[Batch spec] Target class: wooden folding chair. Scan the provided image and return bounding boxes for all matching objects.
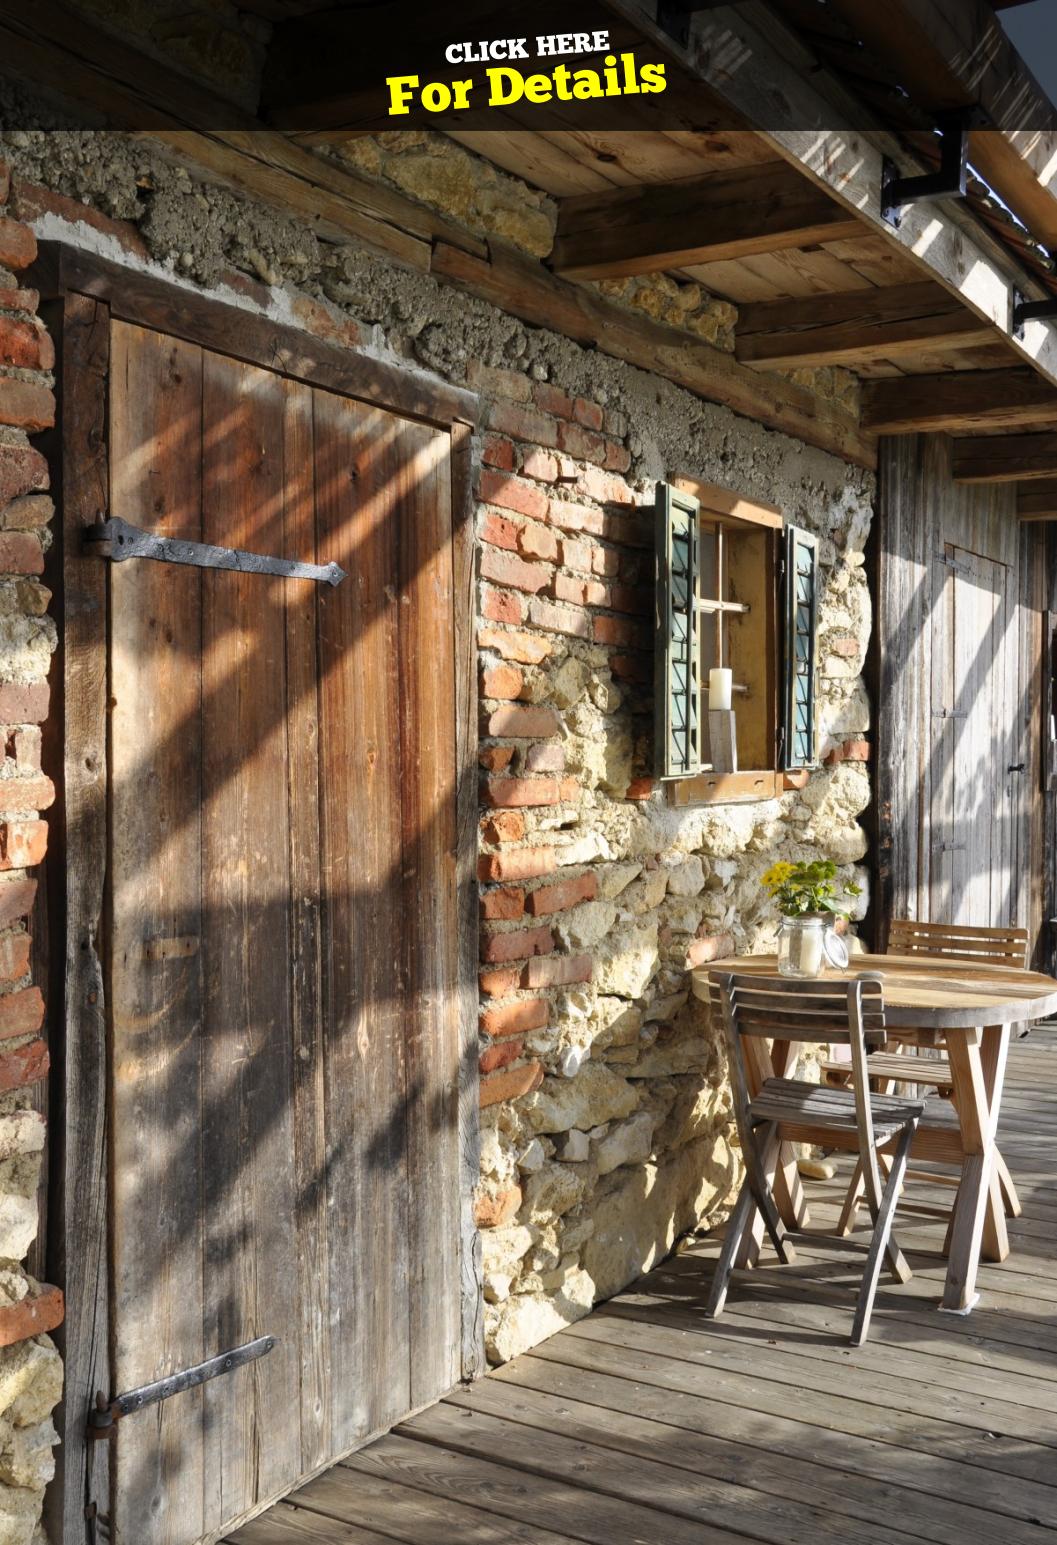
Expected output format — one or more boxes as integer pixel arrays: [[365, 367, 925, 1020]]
[[707, 971, 924, 1346], [823, 919, 1028, 1233]]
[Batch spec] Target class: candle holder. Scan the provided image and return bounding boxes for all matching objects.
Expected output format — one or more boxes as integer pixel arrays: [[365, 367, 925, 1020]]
[[708, 708, 738, 773]]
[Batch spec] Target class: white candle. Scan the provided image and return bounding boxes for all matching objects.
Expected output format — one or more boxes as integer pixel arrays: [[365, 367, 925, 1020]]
[[708, 667, 732, 710]]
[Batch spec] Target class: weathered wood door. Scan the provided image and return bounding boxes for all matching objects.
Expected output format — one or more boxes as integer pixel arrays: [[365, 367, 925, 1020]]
[[98, 317, 464, 1542]]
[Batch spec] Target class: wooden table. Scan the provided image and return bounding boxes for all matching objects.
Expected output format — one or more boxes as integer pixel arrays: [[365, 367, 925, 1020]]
[[691, 952, 1057, 1313]]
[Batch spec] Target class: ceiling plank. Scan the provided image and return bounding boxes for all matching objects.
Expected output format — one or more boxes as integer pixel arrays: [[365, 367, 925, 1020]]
[[430, 240, 874, 467], [953, 433, 1057, 483], [735, 281, 995, 368], [863, 368, 1057, 433], [1017, 481, 1057, 521], [550, 163, 863, 280]]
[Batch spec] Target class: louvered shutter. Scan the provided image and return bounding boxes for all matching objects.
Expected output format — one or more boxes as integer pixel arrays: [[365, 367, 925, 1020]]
[[784, 524, 819, 769], [655, 482, 702, 778]]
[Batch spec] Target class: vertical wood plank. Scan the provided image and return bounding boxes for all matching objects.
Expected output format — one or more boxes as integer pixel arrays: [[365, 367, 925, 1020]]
[[199, 352, 302, 1532], [397, 419, 461, 1406], [108, 320, 206, 1545], [313, 390, 410, 1449], [280, 377, 331, 1474], [44, 291, 112, 1545]]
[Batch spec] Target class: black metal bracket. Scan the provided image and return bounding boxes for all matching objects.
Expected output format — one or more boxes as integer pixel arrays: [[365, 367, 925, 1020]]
[[1012, 288, 1057, 340], [88, 1334, 276, 1438], [881, 112, 977, 229], [84, 517, 346, 586]]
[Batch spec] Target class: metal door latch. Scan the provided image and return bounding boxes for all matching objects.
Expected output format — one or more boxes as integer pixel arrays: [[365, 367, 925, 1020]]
[[85, 518, 346, 586], [87, 1335, 276, 1438]]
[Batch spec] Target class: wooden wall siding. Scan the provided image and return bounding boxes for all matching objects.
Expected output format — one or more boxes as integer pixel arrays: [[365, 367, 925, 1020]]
[[73, 315, 465, 1545], [874, 433, 1045, 955]]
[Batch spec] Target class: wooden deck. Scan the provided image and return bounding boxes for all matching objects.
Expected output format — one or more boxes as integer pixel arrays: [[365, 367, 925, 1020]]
[[229, 1027, 1057, 1545]]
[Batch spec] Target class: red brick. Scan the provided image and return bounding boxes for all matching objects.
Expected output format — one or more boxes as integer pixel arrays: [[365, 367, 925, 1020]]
[[686, 932, 735, 968], [482, 585, 524, 625], [0, 683, 48, 724], [0, 1037, 48, 1094], [477, 625, 551, 665], [0, 1283, 63, 1349], [480, 1062, 543, 1109], [468, 362, 532, 401], [605, 407, 628, 438], [0, 820, 46, 869], [0, 533, 43, 576], [558, 420, 606, 464], [479, 746, 515, 772], [488, 402, 559, 450], [484, 777, 565, 809], [626, 777, 655, 800], [0, 775, 52, 812], [518, 522, 558, 563], [534, 383, 575, 418], [480, 923, 554, 963], [604, 440, 632, 474], [474, 1183, 523, 1223], [481, 510, 520, 551], [479, 1037, 524, 1074], [573, 397, 604, 431], [592, 546, 621, 578], [482, 664, 523, 700], [0, 927, 28, 976], [593, 615, 638, 648], [610, 584, 650, 616], [558, 777, 580, 802], [481, 998, 549, 1039], [480, 547, 553, 597], [554, 572, 609, 608], [0, 290, 39, 318], [610, 653, 650, 684], [480, 469, 550, 521], [842, 738, 870, 761], [548, 499, 605, 537], [830, 636, 859, 658], [527, 872, 598, 917], [0, 984, 43, 1039], [0, 219, 36, 272], [527, 596, 591, 639], [487, 705, 560, 738], [0, 317, 51, 371], [521, 955, 593, 989], [579, 465, 635, 505], [0, 446, 48, 507], [479, 966, 521, 997], [0, 495, 53, 532], [0, 932, 29, 983], [0, 878, 35, 929], [561, 536, 591, 572], [0, 383, 53, 435], [478, 847, 557, 882], [481, 810, 526, 843], [480, 885, 525, 921], [482, 434, 516, 470], [520, 448, 559, 483], [524, 743, 564, 773], [783, 768, 811, 790]]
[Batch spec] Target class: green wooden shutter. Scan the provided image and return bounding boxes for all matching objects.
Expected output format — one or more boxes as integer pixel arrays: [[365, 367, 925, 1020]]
[[655, 482, 702, 778], [784, 524, 819, 770]]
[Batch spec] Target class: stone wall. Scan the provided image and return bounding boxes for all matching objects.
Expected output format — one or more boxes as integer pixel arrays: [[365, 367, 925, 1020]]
[[0, 161, 62, 1545], [0, 122, 873, 1410]]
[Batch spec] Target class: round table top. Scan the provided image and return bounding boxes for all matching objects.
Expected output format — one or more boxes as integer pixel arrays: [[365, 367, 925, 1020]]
[[691, 952, 1057, 1030]]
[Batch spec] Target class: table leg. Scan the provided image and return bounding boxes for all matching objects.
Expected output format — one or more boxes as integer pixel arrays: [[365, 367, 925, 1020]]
[[943, 1026, 1010, 1310]]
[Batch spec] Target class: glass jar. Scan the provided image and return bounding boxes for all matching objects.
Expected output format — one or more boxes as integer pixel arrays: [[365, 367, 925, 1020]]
[[777, 914, 849, 978]]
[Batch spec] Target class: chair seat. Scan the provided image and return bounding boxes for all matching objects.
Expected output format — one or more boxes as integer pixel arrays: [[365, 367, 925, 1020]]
[[750, 1078, 925, 1138], [821, 1052, 953, 1089]]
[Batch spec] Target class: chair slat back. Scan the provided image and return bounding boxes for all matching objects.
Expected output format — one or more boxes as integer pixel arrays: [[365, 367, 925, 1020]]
[[888, 918, 1028, 968], [712, 972, 886, 1047]]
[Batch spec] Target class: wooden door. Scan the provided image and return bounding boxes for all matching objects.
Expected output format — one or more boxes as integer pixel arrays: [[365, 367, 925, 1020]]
[[100, 319, 463, 1543]]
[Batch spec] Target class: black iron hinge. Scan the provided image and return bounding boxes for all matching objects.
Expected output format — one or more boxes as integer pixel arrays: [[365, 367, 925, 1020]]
[[87, 1335, 276, 1439], [84, 518, 346, 586]]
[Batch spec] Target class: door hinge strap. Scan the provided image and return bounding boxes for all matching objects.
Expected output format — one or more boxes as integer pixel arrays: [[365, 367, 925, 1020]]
[[85, 518, 346, 587], [87, 1335, 276, 1438]]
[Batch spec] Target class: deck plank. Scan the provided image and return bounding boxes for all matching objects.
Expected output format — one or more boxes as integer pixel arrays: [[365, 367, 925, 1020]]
[[230, 1026, 1057, 1541]]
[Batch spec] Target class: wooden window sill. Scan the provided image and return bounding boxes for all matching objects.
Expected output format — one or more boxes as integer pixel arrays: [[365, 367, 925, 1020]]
[[668, 769, 782, 806]]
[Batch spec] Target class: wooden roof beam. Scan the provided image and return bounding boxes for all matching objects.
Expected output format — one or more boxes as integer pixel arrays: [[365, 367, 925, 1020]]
[[549, 163, 863, 281], [1017, 481, 1057, 521], [863, 368, 1057, 434], [735, 281, 995, 369], [953, 433, 1057, 483]]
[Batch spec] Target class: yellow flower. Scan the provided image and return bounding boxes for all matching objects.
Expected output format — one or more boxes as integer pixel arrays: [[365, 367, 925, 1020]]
[[762, 861, 795, 888]]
